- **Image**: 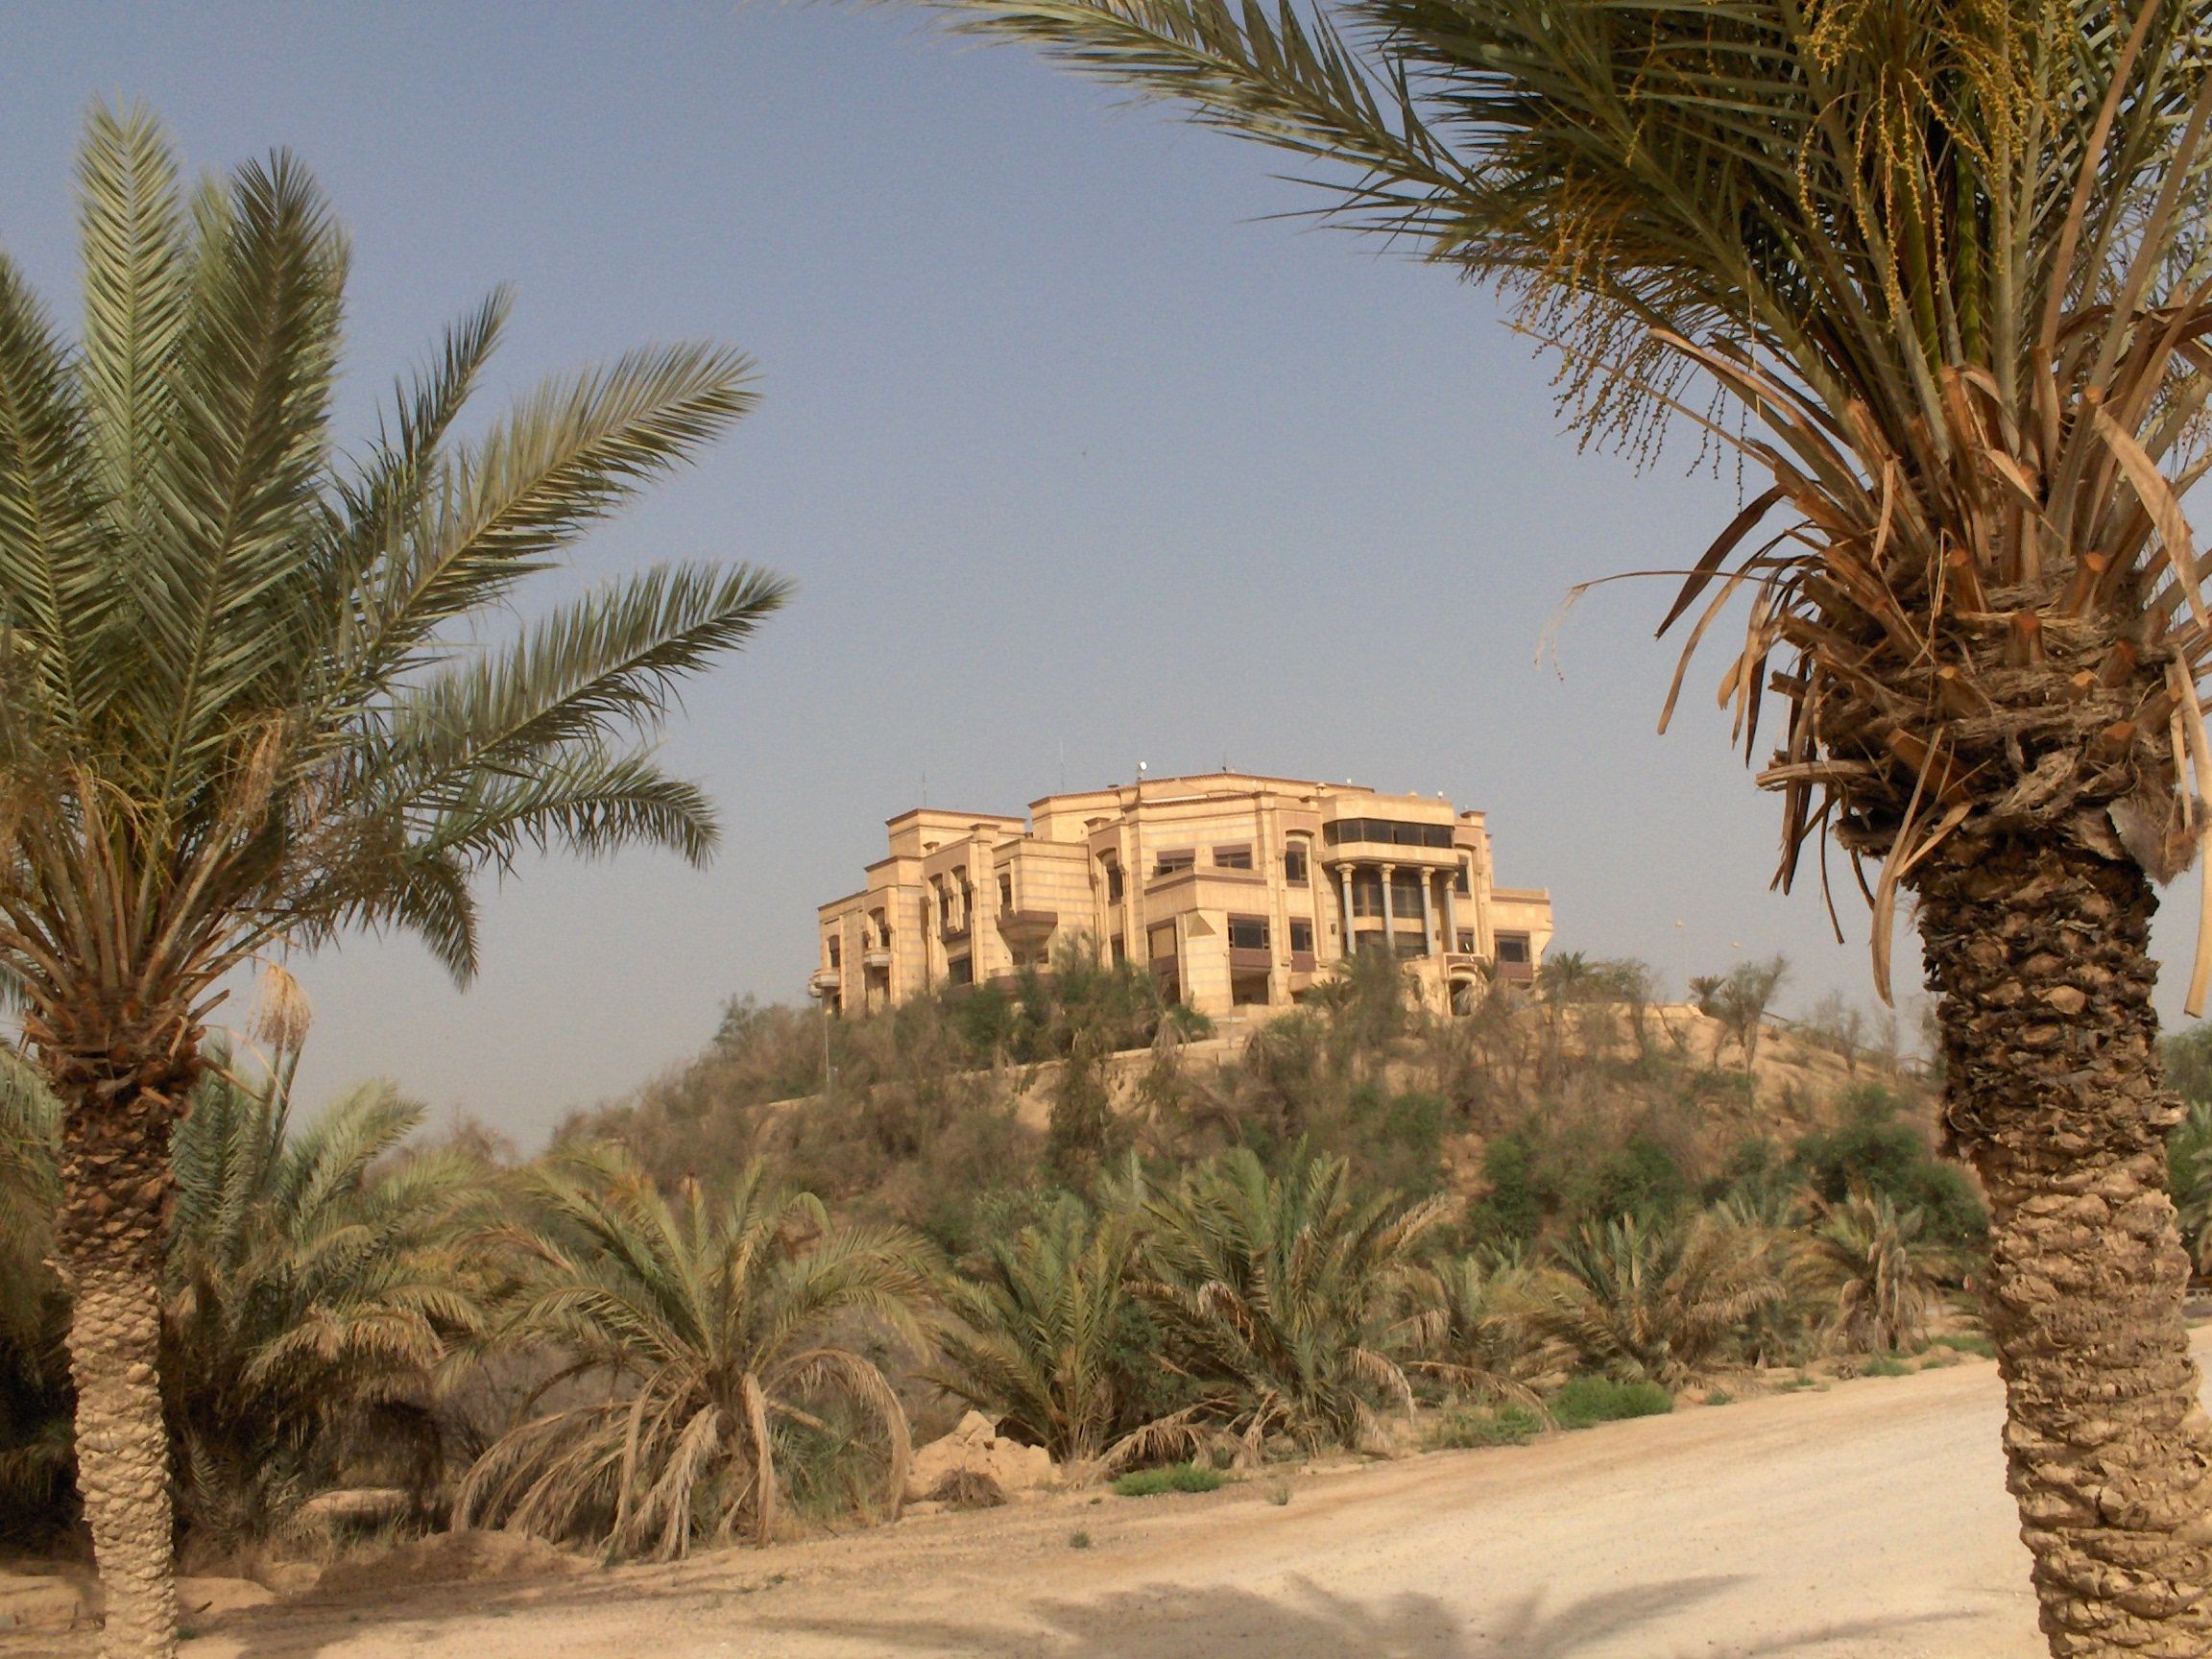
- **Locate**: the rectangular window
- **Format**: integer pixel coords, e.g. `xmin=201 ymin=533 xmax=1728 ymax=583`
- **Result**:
xmin=1111 ymin=934 xmax=1127 ymax=966
xmin=1322 ymin=818 xmax=1454 ymax=849
xmin=1284 ymin=847 xmax=1309 ymax=884
xmin=1105 ymin=861 xmax=1124 ymax=903
xmin=1457 ymin=929 xmax=1476 ymax=953
xmin=1227 ymin=915 xmax=1269 ymax=950
xmin=1153 ymin=848 xmax=1194 ymax=878
xmin=1214 ymin=844 xmax=1254 ymax=870
xmin=998 ymin=875 xmax=1014 ymax=908
xmin=1496 ymin=933 xmax=1531 ymax=965
xmin=948 ymin=954 xmax=974 ymax=985
xmin=828 ymin=937 xmax=841 ymax=968
xmin=1352 ymin=870 xmax=1385 ymax=918
xmin=1455 ymin=858 xmax=1472 ymax=896
xmin=1390 ymin=874 xmax=1427 ymax=918
xmin=1288 ymin=919 xmax=1314 ymax=954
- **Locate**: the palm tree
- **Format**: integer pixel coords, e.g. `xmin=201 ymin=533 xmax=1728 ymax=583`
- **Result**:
xmin=926 ymin=4 xmax=2212 ymax=1646
xmin=2168 ymin=1099 xmax=2212 ymax=1275
xmin=930 ymin=1194 xmax=1147 ymax=1464
xmin=1402 ymin=1251 xmax=1555 ymax=1408
xmin=0 ymin=109 xmax=786 ymax=1656
xmin=1526 ymin=1212 xmax=1789 ymax=1386
xmin=162 ymin=1050 xmax=493 ymax=1549
xmin=1798 ymin=1187 xmax=1955 ymax=1357
xmin=457 ymin=1150 xmax=937 ymax=1560
xmin=0 ymin=1051 xmax=69 ymax=1545
xmin=1133 ymin=1145 xmax=1448 ymax=1455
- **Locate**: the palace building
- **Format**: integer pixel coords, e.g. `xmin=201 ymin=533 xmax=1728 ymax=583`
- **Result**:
xmin=810 ymin=771 xmax=1553 ymax=1022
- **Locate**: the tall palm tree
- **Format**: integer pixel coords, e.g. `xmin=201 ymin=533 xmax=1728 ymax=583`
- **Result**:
xmin=0 ymin=109 xmax=786 ymax=1656
xmin=925 ymin=2 xmax=2212 ymax=1647
xmin=458 ymin=1150 xmax=937 ymax=1559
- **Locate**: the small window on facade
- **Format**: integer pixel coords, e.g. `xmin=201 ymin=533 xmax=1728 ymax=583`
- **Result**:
xmin=998 ymin=875 xmax=1013 ymax=908
xmin=1214 ymin=844 xmax=1254 ymax=870
xmin=1111 ymin=934 xmax=1127 ymax=966
xmin=1153 ymin=848 xmax=1194 ymax=878
xmin=949 ymin=954 xmax=974 ymax=985
xmin=1227 ymin=915 xmax=1269 ymax=950
xmin=1496 ymin=933 xmax=1531 ymax=964
xmin=1284 ymin=846 xmax=1309 ymax=884
xmin=1455 ymin=858 xmax=1472 ymax=896
xmin=1457 ymin=929 xmax=1477 ymax=953
xmin=828 ymin=937 xmax=841 ymax=968
xmin=1105 ymin=861 xmax=1124 ymax=903
xmin=1288 ymin=919 xmax=1314 ymax=954
xmin=1391 ymin=872 xmax=1427 ymax=917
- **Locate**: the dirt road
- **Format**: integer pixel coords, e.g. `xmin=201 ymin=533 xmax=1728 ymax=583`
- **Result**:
xmin=115 ymin=1337 xmax=2212 ymax=1659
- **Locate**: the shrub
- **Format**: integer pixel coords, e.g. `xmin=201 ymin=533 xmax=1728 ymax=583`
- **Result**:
xmin=1113 ymin=1462 xmax=1223 ymax=1497
xmin=1930 ymin=1332 xmax=1996 ymax=1359
xmin=1860 ymin=1353 xmax=1914 ymax=1378
xmin=1792 ymin=1092 xmax=1986 ymax=1249
xmin=1426 ymin=1402 xmax=1543 ymax=1449
xmin=1549 ymin=1376 xmax=1673 ymax=1429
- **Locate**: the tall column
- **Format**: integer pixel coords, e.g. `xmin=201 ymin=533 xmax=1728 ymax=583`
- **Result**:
xmin=1443 ymin=877 xmax=1459 ymax=956
xmin=1379 ymin=861 xmax=1396 ymax=952
xmin=1418 ymin=872 xmax=1436 ymax=958
xmin=1337 ymin=863 xmax=1356 ymax=959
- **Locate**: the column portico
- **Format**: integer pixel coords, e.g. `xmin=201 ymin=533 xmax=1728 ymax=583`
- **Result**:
xmin=1418 ymin=874 xmax=1435 ymax=958
xmin=1379 ymin=861 xmax=1396 ymax=952
xmin=1338 ymin=864 xmax=1356 ymax=960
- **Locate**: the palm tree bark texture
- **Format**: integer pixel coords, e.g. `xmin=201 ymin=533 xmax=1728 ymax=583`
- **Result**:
xmin=1920 ymin=839 xmax=2212 ymax=1655
xmin=39 ymin=1002 xmax=197 ymax=1659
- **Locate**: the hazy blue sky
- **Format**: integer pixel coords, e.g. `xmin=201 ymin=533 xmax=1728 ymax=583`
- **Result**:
xmin=7 ymin=4 xmax=2199 ymax=1140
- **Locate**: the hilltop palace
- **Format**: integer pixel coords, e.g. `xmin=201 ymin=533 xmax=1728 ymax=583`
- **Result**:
xmin=811 ymin=771 xmax=1552 ymax=1023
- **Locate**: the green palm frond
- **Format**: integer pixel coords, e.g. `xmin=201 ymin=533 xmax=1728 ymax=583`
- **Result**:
xmin=939 ymin=0 xmax=2212 ymax=1004
xmin=0 ymin=105 xmax=785 ymax=1103
xmin=160 ymin=1051 xmax=495 ymax=1546
xmin=460 ymin=1149 xmax=938 ymax=1560
xmin=1132 ymin=1144 xmax=1447 ymax=1453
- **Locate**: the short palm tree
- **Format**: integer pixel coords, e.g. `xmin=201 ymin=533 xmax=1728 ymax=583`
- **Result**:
xmin=1401 ymin=1251 xmax=1555 ymax=1407
xmin=1798 ymin=1187 xmax=1955 ymax=1356
xmin=1527 ymin=1213 xmax=1789 ymax=1386
xmin=0 ymin=109 xmax=785 ymax=1656
xmin=0 ymin=1052 xmax=69 ymax=1543
xmin=930 ymin=2 xmax=2212 ymax=1646
xmin=930 ymin=1194 xmax=1146 ymax=1464
xmin=2171 ymin=1099 xmax=2212 ymax=1274
xmin=458 ymin=1151 xmax=937 ymax=1560
xmin=1134 ymin=1145 xmax=1447 ymax=1455
xmin=163 ymin=1050 xmax=493 ymax=1549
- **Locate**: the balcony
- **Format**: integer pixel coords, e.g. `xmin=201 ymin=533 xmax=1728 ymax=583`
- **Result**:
xmin=996 ymin=907 xmax=1058 ymax=949
xmin=807 ymin=969 xmax=841 ymax=996
xmin=862 ymin=948 xmax=892 ymax=971
xmin=1288 ymin=950 xmax=1317 ymax=974
xmin=1228 ymin=947 xmax=1273 ymax=975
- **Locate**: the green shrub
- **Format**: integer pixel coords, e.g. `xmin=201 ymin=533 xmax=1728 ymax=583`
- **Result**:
xmin=1929 ymin=1333 xmax=1996 ymax=1358
xmin=1068 ymin=1528 xmax=1093 ymax=1549
xmin=1792 ymin=1093 xmax=1986 ymax=1248
xmin=1859 ymin=1352 xmax=1913 ymax=1378
xmin=1427 ymin=1402 xmax=1544 ymax=1450
xmin=1549 ymin=1376 xmax=1673 ymax=1429
xmin=1113 ymin=1462 xmax=1225 ymax=1497
xmin=1467 ymin=1133 xmax=1544 ymax=1248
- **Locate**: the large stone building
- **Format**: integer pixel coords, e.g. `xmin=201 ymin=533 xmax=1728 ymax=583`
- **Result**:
xmin=810 ymin=771 xmax=1553 ymax=1022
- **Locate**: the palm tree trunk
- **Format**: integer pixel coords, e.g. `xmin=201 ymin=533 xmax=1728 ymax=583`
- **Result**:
xmin=1917 ymin=831 xmax=2212 ymax=1656
xmin=46 ymin=1048 xmax=188 ymax=1659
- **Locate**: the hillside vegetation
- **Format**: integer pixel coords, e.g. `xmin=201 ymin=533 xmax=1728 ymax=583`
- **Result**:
xmin=0 ymin=944 xmax=2080 ymax=1581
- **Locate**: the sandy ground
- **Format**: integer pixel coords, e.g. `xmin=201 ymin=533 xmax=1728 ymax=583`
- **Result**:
xmin=30 ymin=1335 xmax=2212 ymax=1659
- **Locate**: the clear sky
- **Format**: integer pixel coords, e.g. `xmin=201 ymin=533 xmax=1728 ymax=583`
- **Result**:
xmin=5 ymin=4 xmax=2200 ymax=1141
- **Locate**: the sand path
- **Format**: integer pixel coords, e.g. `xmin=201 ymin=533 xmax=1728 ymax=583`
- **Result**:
xmin=52 ymin=1334 xmax=2212 ymax=1659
